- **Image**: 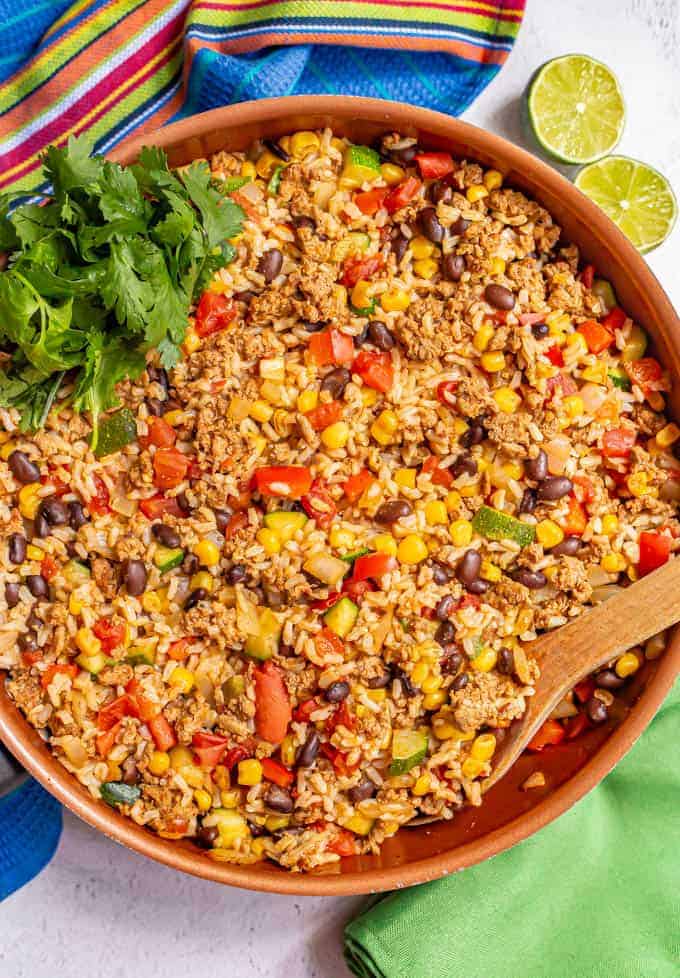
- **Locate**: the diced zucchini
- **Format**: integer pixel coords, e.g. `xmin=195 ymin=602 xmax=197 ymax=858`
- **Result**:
xmin=76 ymin=651 xmax=107 ymax=675
xmin=341 ymin=145 xmax=381 ymax=188
xmin=222 ymin=675 xmax=246 ymax=700
xmin=608 ymin=368 xmax=631 ymax=391
xmin=93 ymin=408 xmax=137 ymax=458
xmin=100 ymin=781 xmax=141 ymax=807
xmin=323 ymin=596 xmax=359 ymax=638
xmin=591 ymin=278 xmax=617 ymax=314
xmin=302 ymin=551 xmax=349 ymax=587
xmin=350 ymin=297 xmax=377 ymax=318
xmin=263 ymin=510 xmax=308 ymax=543
xmin=267 ymin=165 xmax=284 ymax=196
xmin=471 ymin=505 xmax=535 ymax=548
xmin=621 ymin=323 xmax=648 ymax=363
xmin=153 ymin=546 xmax=185 ymax=573
xmin=244 ymin=608 xmax=282 ymax=660
xmin=341 ymin=547 xmax=371 ymax=564
xmin=202 ymin=807 xmax=250 ymax=847
xmin=221 ymin=175 xmax=251 ymax=193
xmin=62 ymin=559 xmax=91 ymax=587
xmin=332 ymin=232 xmax=371 ymax=262
xmin=343 ymin=814 xmax=375 ymax=836
xmin=389 ymin=728 xmax=428 ymax=776
xmin=126 ymin=646 xmax=156 ymax=666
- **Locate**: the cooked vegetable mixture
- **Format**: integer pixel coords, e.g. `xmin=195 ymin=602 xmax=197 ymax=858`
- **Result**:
xmin=1 ymin=130 xmax=677 ymax=871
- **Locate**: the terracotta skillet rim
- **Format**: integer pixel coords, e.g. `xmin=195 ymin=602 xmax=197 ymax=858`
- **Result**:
xmin=1 ymin=96 xmax=679 ymax=896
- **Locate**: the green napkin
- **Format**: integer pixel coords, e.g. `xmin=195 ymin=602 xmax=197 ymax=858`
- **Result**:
xmin=345 ymin=680 xmax=680 ymax=978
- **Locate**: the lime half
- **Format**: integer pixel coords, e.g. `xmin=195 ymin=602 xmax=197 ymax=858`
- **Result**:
xmin=575 ymin=156 xmax=677 ymax=253
xmin=527 ymin=54 xmax=625 ymax=165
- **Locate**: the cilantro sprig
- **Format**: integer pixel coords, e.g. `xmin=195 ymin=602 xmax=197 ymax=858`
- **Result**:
xmin=0 ymin=137 xmax=243 ymax=444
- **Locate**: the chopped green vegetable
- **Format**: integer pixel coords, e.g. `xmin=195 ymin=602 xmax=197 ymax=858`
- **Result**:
xmin=93 ymin=407 xmax=137 ymax=457
xmin=345 ymin=145 xmax=381 ymax=172
xmin=62 ymin=558 xmax=91 ymax=586
xmin=0 ymin=137 xmax=244 ymax=443
xmin=323 ymin=596 xmax=359 ymax=638
xmin=244 ymin=608 xmax=282 ymax=660
xmin=608 ymin=368 xmax=631 ymax=391
xmin=76 ymin=651 xmax=108 ymax=675
xmin=621 ymin=323 xmax=648 ymax=362
xmin=350 ymin=298 xmax=377 ymax=317
xmin=591 ymin=278 xmax=617 ymax=314
xmin=100 ymin=781 xmax=141 ymax=807
xmin=267 ymin=165 xmax=284 ymax=196
xmin=126 ymin=647 xmax=156 ymax=666
xmin=222 ymin=675 xmax=246 ymax=700
xmin=389 ymin=728 xmax=428 ymax=776
xmin=220 ymin=175 xmax=251 ymax=193
xmin=472 ymin=505 xmax=535 ymax=547
xmin=341 ymin=547 xmax=371 ymax=563
xmin=153 ymin=546 xmax=185 ymax=573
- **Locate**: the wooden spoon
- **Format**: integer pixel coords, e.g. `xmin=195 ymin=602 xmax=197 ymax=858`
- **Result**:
xmin=483 ymin=557 xmax=680 ymax=792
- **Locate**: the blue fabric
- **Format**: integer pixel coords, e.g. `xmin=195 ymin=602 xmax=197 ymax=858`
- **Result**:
xmin=0 ymin=0 xmax=72 ymax=83
xmin=0 ymin=766 xmax=62 ymax=901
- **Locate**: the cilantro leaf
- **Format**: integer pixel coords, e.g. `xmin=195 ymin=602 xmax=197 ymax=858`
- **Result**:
xmin=181 ymin=161 xmax=243 ymax=247
xmin=72 ymin=334 xmax=145 ymax=450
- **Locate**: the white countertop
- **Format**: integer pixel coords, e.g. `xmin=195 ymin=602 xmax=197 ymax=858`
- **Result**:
xmin=3 ymin=2 xmax=678 ymax=976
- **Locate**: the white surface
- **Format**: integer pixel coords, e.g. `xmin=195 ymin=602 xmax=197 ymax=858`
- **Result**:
xmin=3 ymin=3 xmax=679 ymax=976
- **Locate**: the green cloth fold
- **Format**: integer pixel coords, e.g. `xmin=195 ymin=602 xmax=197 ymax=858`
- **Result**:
xmin=345 ymin=681 xmax=679 ymax=978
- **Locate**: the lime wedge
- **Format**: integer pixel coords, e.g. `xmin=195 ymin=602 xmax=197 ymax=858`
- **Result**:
xmin=575 ymin=156 xmax=677 ymax=253
xmin=527 ymin=55 xmax=625 ymax=165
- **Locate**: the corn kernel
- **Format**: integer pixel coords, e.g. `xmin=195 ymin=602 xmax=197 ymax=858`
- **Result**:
xmin=536 ymin=519 xmax=564 ymax=549
xmin=502 ymin=462 xmax=524 ymax=481
xmin=472 ymin=647 xmax=498 ymax=672
xmin=366 ymin=688 xmax=387 ymax=703
xmin=257 ymin=528 xmax=281 ymax=555
xmin=627 ymin=471 xmax=654 ymax=498
xmin=148 ymin=750 xmax=170 ymax=776
xmin=466 ymin=184 xmax=488 ymax=203
xmin=380 ymin=162 xmax=405 ymax=185
xmin=26 ymin=543 xmax=44 ymax=561
xmin=449 ymin=519 xmax=473 ymax=547
xmin=473 ymin=322 xmax=495 ymax=352
xmin=329 ymin=525 xmax=355 ymax=550
xmin=409 ymin=235 xmax=436 ymax=260
xmin=565 ymin=333 xmax=589 ymax=357
xmin=194 ymin=788 xmax=213 ymax=812
xmin=265 ymin=814 xmax=290 ymax=832
xmin=18 ymin=483 xmax=42 ymax=520
xmin=169 ymin=666 xmax=195 ymax=694
xmin=462 ymin=757 xmax=487 ymax=779
xmin=480 ymin=351 xmax=505 ymax=373
xmin=75 ymin=627 xmax=101 ymax=658
xmin=601 ymin=514 xmax=619 ymax=536
xmin=424 ymin=500 xmax=448 ymax=526
xmin=182 ymin=325 xmax=201 ymax=356
xmin=239 ymin=160 xmax=256 ymax=179
xmin=142 ymin=592 xmax=162 ymax=613
xmin=190 ymin=571 xmax=214 ymax=593
xmin=601 ymin=552 xmax=626 ymax=574
xmin=581 ymin=363 xmax=608 ymax=384
xmin=373 ymin=533 xmax=398 ymax=557
xmin=615 ymin=651 xmax=641 ymax=678
xmin=351 ymin=279 xmax=373 ymax=310
xmin=422 ymin=673 xmax=443 ymax=694
xmin=361 ymin=388 xmax=378 ymax=408
xmin=0 ymin=441 xmax=16 ymax=460
xmin=250 ymin=400 xmax=274 ymax=423
xmin=412 ymin=774 xmax=431 ymax=796
xmin=297 ymin=389 xmax=318 ymax=413
xmin=493 ymin=386 xmax=521 ymax=413
xmin=423 ymin=690 xmax=448 ymax=710
xmin=490 ymin=257 xmax=506 ymax=276
xmin=220 ymin=789 xmax=240 ymax=808
xmin=280 ymin=735 xmax=297 ymax=768
xmin=433 ymin=720 xmax=474 ymax=741
xmin=381 ymin=288 xmax=411 ymax=313
xmin=255 ymin=150 xmax=280 ymax=179
xmin=411 ymin=662 xmax=429 ymax=686
xmin=344 ymin=814 xmax=374 ymax=836
xmin=563 ymin=395 xmax=584 ymax=418
xmin=193 ymin=539 xmax=221 ymax=567
xmin=69 ymin=593 xmax=83 ymax=616
xmin=484 ymin=169 xmax=503 ymax=191
xmin=445 ymin=490 xmax=462 ymax=515
xmin=470 ymin=733 xmax=496 ymax=762
xmin=413 ymin=258 xmax=439 ymax=280
xmin=397 ymin=534 xmax=429 ymax=565
xmin=395 ymin=467 xmax=417 ymax=489
xmin=371 ymin=410 xmax=399 ymax=446
xmin=656 ymin=422 xmax=680 ymax=448
xmin=480 ymin=559 xmax=502 ymax=583
xmin=238 ymin=759 xmax=263 ymax=786
xmin=321 ymin=421 xmax=350 ymax=450
xmin=290 ymin=130 xmax=320 ymax=158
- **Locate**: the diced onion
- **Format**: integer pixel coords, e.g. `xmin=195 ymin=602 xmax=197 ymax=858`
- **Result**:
xmin=302 ymin=552 xmax=348 ymax=587
xmin=579 ymin=383 xmax=607 ymax=415
xmin=545 ymin=434 xmax=571 ymax=475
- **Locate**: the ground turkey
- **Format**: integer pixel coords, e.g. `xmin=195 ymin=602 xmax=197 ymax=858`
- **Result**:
xmin=450 ymin=671 xmax=527 ymax=732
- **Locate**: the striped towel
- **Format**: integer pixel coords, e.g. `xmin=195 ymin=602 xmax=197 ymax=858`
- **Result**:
xmin=0 ymin=0 xmax=525 ymax=197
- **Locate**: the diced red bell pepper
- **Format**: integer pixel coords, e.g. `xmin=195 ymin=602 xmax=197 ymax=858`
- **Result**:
xmin=574 ymin=678 xmax=595 ymax=704
xmin=601 ymin=306 xmax=627 ymax=332
xmin=96 ymin=721 xmax=121 ymax=758
xmin=22 ymin=648 xmax=43 ymax=666
xmin=545 ymin=345 xmax=564 ymax=367
xmin=353 ymin=187 xmax=388 ymax=215
xmin=314 ymin=628 xmax=346 ymax=660
xmin=139 ymin=494 xmax=184 ymax=520
xmin=223 ymin=744 xmax=252 ymax=770
xmin=167 ymin=637 xmax=190 ymax=661
xmin=414 ymin=152 xmax=454 ymax=180
xmin=625 ymin=357 xmax=666 ymax=394
xmin=527 ymin=719 xmax=566 ymax=752
xmin=560 ymin=496 xmax=587 ymax=536
xmin=194 ymin=292 xmax=238 ymax=338
xmin=93 ymin=617 xmax=126 ymax=653
xmin=578 ymin=319 xmax=615 ymax=354
xmin=40 ymin=554 xmax=59 ymax=582
xmin=353 ymin=552 xmax=397 ymax=581
xmin=572 ymin=475 xmax=595 ymax=504
xmin=545 ymin=372 xmax=578 ymax=400
xmin=192 ymin=730 xmax=229 ymax=769
xmin=224 ymin=510 xmax=249 ymax=540
xmin=40 ymin=662 xmax=78 ymax=690
xmin=148 ymin=714 xmax=177 ymax=752
xmin=341 ymin=254 xmax=383 ymax=288
xmin=341 ymin=576 xmax=376 ymax=604
xmin=352 ymin=350 xmax=394 ymax=393
xmin=343 ymin=468 xmax=374 ymax=504
xmin=43 ymin=470 xmax=69 ymax=497
xmin=602 ymin=427 xmax=636 ymax=459
xmin=327 ymin=827 xmax=359 ymax=857
xmin=308 ymin=328 xmax=355 ymax=367
xmin=87 ymin=475 xmax=110 ymax=516
xmin=254 ymin=465 xmax=313 ymax=499
xmin=320 ymin=743 xmax=358 ymax=777
xmin=326 ymin=700 xmax=356 ymax=734
xmin=153 ymin=448 xmax=189 ymax=490
xmin=436 ymin=380 xmax=458 ymax=407
xmin=97 ymin=694 xmax=133 ymax=730
xmin=254 ymin=661 xmax=292 ymax=744
xmin=421 ymin=455 xmax=453 ymax=487
xmin=142 ymin=417 xmax=177 ymax=449
xmin=310 ymin=592 xmax=343 ymax=612
xmin=261 ymin=757 xmax=294 ymax=788
xmin=293 ymin=698 xmax=319 ymax=723
xmin=565 ymin=712 xmax=590 ymax=740
xmin=383 ymin=176 xmax=421 ymax=214
xmin=126 ymin=679 xmax=158 ymax=723
xmin=638 ymin=531 xmax=671 ymax=577
xmin=302 ymin=478 xmax=337 ymax=528
xmin=580 ymin=264 xmax=596 ymax=289
xmin=304 ymin=400 xmax=343 ymax=431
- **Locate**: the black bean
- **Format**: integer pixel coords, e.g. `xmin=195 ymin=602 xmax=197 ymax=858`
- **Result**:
xmin=264 ymin=784 xmax=294 ymax=814
xmin=162 ymin=398 xmax=182 ymax=416
xmin=532 ymin=322 xmax=549 ymax=339
xmin=388 ymin=144 xmax=418 ymax=166
xmin=258 ymin=248 xmax=283 ymax=283
xmin=390 ymin=230 xmax=409 ymax=264
xmin=146 ymin=397 xmax=164 ymax=417
xmin=440 ymin=651 xmax=463 ymax=676
xmin=303 ymin=321 xmax=326 ymax=333
xmin=121 ymin=757 xmax=139 ymax=786
xmin=485 ymin=284 xmax=515 ymax=310
xmin=184 ymin=587 xmax=207 ymax=610
xmin=432 ymin=561 xmax=455 ymax=585
xmin=519 ymin=489 xmax=537 ymax=515
xmin=516 ymin=569 xmax=547 ymax=590
xmin=122 ymin=559 xmax=147 ymax=597
xmin=234 ymin=290 xmax=255 ymax=305
xmin=467 ymin=579 xmax=489 ymax=595
xmin=152 ymin=523 xmax=181 ymax=549
xmin=551 ymin=535 xmax=581 ymax=556
xmin=419 ymin=206 xmax=445 ymax=244
xmin=348 ymin=778 xmax=376 ymax=804
xmin=586 ymin=697 xmax=608 ymax=724
xmin=457 ymin=549 xmax=481 ymax=585
xmin=18 ymin=632 xmax=38 ymax=653
xmin=435 ymin=594 xmax=455 ymax=621
xmin=68 ymin=500 xmax=88 ymax=531
xmin=449 ymin=216 xmax=469 ymax=237
xmin=293 ymin=215 xmax=315 ymax=231
xmin=429 ymin=180 xmax=453 ymax=205
xmin=264 ymin=138 xmax=290 ymax=162
xmin=8 ymin=534 xmax=26 ymax=565
xmin=263 ymin=585 xmax=284 ymax=609
xmin=7 ymin=450 xmax=40 ymax=485
xmin=33 ymin=510 xmax=49 ymax=538
xmin=176 ymin=492 xmax=192 ymax=515
xmin=435 ymin=620 xmax=456 ymax=647
xmin=460 ymin=421 xmax=486 ymax=448
xmin=297 ymin=731 xmax=320 ymax=768
xmin=375 ymin=500 xmax=413 ymax=524
xmin=537 ymin=476 xmax=573 ymax=501
xmin=26 ymin=609 xmax=42 ymax=630
xmin=525 ymin=450 xmax=548 ymax=483
xmin=39 ymin=496 xmax=69 ymax=526
xmin=325 ymin=682 xmax=350 ymax=703
xmin=595 ymin=669 xmax=626 ymax=691
xmin=182 ymin=553 xmax=199 ymax=575
xmin=497 ymin=647 xmax=515 ymax=675
xmin=5 ymin=582 xmax=20 ymax=609
xmin=366 ymin=670 xmax=391 ymax=689
xmin=320 ymin=367 xmax=351 ymax=399
xmin=442 ymin=253 xmax=465 ymax=283
xmin=452 ymin=672 xmax=469 ymax=692
xmin=452 ymin=455 xmax=477 ymax=478
xmin=226 ymin=563 xmax=247 ymax=585
xmin=214 ymin=508 xmax=234 ymax=534
xmin=391 ymin=665 xmax=416 ymax=697
xmin=247 ymin=820 xmax=268 ymax=838
xmin=195 ymin=824 xmax=219 ymax=849
xmin=26 ymin=575 xmax=49 ymax=600
xmin=147 ymin=365 xmax=169 ymax=394
xmin=367 ymin=320 xmax=395 ymax=351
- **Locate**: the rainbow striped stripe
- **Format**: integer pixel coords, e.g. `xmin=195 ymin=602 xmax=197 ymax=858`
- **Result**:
xmin=0 ymin=0 xmax=525 ymax=195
